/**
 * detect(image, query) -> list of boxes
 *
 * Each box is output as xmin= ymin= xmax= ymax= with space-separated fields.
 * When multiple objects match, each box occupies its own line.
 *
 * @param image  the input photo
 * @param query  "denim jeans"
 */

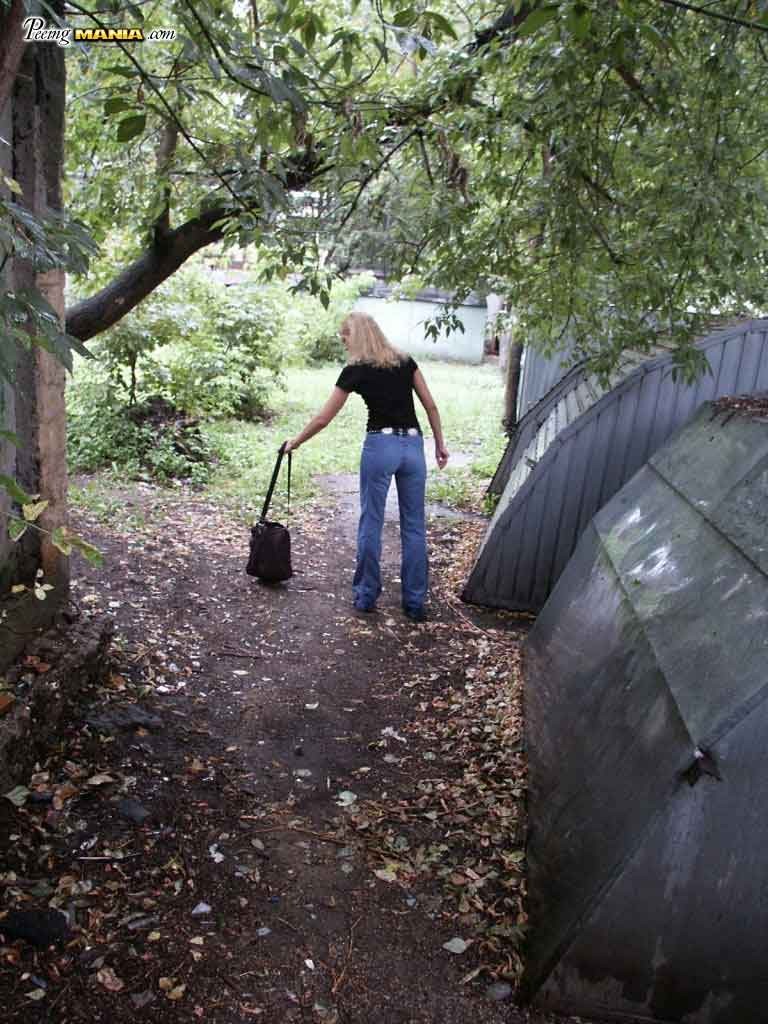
xmin=353 ymin=433 xmax=428 ymax=611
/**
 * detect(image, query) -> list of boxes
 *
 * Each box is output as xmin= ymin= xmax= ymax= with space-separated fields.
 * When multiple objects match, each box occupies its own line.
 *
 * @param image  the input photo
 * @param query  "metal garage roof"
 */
xmin=523 ymin=400 xmax=768 ymax=1023
xmin=464 ymin=319 xmax=768 ymax=612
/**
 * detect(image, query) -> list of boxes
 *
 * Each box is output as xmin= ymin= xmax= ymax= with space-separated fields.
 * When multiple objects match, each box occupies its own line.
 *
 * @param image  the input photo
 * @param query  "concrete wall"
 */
xmin=353 ymin=295 xmax=487 ymax=364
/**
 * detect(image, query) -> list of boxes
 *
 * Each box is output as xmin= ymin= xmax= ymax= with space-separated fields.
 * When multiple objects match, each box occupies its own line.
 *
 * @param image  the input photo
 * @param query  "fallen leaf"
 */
xmin=443 ymin=937 xmax=471 ymax=955
xmin=97 ymin=966 xmax=125 ymax=992
xmin=4 ymin=785 xmax=29 ymax=807
xmin=86 ymin=774 xmax=115 ymax=787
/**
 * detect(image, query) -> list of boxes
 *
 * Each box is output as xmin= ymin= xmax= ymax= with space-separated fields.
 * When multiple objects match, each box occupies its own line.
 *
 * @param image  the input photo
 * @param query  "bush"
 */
xmin=278 ymin=273 xmax=375 ymax=365
xmin=84 ymin=263 xmax=286 ymax=420
xmin=67 ymin=369 xmax=215 ymax=485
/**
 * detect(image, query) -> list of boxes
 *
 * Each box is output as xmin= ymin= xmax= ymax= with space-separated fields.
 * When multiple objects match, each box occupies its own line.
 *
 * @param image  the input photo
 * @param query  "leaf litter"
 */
xmin=0 ymin=481 xmax=588 ymax=1024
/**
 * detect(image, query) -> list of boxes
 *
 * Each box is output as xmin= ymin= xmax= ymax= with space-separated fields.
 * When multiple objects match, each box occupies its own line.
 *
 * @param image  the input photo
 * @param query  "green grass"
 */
xmin=204 ymin=361 xmax=507 ymax=519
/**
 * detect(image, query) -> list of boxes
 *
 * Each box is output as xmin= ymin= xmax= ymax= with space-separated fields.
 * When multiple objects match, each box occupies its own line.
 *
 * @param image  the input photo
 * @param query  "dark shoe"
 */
xmin=354 ymin=601 xmax=377 ymax=613
xmin=403 ymin=606 xmax=427 ymax=623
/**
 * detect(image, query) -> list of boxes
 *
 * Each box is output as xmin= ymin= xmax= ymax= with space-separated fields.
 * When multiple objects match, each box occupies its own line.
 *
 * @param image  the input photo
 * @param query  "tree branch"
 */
xmin=153 ymin=118 xmax=179 ymax=243
xmin=469 ymin=3 xmax=531 ymax=51
xmin=65 ymin=205 xmax=230 ymax=341
xmin=657 ymin=0 xmax=768 ymax=34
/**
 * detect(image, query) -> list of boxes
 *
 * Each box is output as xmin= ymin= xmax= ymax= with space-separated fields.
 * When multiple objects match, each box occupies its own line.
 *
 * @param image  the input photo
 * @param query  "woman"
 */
xmin=285 ymin=312 xmax=449 ymax=622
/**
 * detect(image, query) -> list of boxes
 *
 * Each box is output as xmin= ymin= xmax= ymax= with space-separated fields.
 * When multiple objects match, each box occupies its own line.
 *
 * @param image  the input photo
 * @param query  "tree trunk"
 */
xmin=0 ymin=0 xmax=26 ymax=115
xmin=9 ymin=6 xmax=68 ymax=586
xmin=503 ymin=340 xmax=523 ymax=433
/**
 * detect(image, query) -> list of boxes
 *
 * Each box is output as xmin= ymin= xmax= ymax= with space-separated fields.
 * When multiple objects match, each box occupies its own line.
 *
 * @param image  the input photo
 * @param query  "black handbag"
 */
xmin=247 ymin=443 xmax=293 ymax=582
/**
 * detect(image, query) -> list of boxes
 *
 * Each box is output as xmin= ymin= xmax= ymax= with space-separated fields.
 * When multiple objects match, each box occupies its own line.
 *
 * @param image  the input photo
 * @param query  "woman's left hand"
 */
xmin=283 ymin=438 xmax=300 ymax=453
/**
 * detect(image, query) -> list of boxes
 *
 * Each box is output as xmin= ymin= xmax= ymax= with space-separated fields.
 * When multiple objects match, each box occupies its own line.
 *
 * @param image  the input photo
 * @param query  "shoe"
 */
xmin=403 ymin=606 xmax=427 ymax=623
xmin=354 ymin=602 xmax=377 ymax=613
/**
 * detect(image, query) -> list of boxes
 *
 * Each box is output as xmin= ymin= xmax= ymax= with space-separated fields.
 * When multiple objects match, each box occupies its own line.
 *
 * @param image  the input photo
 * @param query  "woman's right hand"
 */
xmin=435 ymin=444 xmax=449 ymax=469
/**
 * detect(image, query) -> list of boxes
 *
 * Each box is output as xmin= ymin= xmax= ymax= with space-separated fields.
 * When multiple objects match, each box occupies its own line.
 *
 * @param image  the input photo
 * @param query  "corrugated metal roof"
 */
xmin=490 ymin=339 xmax=674 ymax=497
xmin=516 ymin=342 xmax=578 ymax=420
xmin=523 ymin=402 xmax=768 ymax=1023
xmin=464 ymin=319 xmax=768 ymax=612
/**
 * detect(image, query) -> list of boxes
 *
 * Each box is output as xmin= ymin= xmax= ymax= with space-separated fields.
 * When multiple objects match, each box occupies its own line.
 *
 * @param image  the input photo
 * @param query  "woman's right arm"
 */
xmin=285 ymin=387 xmax=349 ymax=451
xmin=413 ymin=369 xmax=449 ymax=469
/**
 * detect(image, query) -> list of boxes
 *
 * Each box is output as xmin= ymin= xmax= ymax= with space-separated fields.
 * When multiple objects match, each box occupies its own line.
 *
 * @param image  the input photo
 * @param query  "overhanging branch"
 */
xmin=65 ymin=205 xmax=230 ymax=341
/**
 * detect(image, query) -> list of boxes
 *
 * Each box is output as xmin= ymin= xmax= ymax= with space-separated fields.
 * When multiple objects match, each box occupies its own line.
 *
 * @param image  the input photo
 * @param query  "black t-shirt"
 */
xmin=336 ymin=357 xmax=421 ymax=432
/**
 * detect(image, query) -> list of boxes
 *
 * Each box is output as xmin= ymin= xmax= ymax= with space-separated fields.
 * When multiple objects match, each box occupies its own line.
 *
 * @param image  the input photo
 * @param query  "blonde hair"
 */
xmin=341 ymin=312 xmax=406 ymax=368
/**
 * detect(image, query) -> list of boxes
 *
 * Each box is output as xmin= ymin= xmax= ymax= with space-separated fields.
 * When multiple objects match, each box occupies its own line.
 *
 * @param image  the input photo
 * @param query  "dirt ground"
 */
xmin=0 ymin=471 xmax=593 ymax=1024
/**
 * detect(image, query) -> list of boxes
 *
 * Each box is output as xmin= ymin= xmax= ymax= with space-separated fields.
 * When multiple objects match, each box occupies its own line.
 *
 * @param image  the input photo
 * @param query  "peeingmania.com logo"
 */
xmin=23 ymin=16 xmax=176 ymax=46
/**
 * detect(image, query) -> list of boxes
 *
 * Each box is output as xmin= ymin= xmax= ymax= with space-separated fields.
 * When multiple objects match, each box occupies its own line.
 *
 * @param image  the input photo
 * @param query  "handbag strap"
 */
xmin=260 ymin=442 xmax=292 ymax=522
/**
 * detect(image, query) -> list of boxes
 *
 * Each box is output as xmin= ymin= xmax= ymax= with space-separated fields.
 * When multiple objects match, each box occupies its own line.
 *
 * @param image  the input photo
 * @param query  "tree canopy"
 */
xmin=5 ymin=0 xmax=768 ymax=378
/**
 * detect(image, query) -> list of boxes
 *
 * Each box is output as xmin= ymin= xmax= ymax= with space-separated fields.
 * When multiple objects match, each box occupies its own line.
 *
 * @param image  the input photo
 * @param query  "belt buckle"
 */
xmin=381 ymin=427 xmax=393 ymax=435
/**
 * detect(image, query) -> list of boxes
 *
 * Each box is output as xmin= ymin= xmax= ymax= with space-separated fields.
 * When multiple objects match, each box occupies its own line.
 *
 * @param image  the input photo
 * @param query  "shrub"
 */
xmin=67 ymin=368 xmax=215 ymax=485
xmin=278 ymin=273 xmax=375 ymax=365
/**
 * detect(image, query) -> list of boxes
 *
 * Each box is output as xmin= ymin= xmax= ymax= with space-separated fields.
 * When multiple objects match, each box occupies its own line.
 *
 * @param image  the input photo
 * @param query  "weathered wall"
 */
xmin=354 ymin=295 xmax=487 ymax=364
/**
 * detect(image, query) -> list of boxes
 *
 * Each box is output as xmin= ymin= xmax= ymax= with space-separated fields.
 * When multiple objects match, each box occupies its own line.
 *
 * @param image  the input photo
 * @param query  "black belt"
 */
xmin=366 ymin=427 xmax=421 ymax=436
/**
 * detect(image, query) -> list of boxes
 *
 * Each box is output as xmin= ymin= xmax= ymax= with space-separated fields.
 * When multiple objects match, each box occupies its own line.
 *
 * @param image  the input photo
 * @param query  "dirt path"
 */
xmin=0 ymin=475 xmax=579 ymax=1023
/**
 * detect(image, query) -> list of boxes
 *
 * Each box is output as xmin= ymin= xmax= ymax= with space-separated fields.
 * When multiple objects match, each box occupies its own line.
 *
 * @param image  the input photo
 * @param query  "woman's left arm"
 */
xmin=284 ymin=387 xmax=349 ymax=452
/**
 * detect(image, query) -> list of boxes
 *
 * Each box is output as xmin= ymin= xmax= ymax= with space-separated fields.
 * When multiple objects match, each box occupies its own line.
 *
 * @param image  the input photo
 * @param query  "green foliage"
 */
xmin=0 ymin=184 xmax=99 ymax=385
xmin=279 ymin=273 xmax=375 ymax=365
xmin=67 ymin=368 xmax=215 ymax=485
xmin=85 ymin=261 xmax=286 ymax=419
xmin=36 ymin=0 xmax=768 ymax=398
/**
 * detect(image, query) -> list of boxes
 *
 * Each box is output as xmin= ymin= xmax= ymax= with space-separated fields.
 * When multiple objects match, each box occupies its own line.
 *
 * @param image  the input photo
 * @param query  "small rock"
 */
xmin=117 ymin=798 xmax=151 ymax=825
xmin=191 ymin=902 xmax=212 ymax=916
xmin=256 ymin=927 xmax=271 ymax=937
xmin=485 ymin=982 xmax=512 ymax=1002
xmin=0 ymin=909 xmax=70 ymax=947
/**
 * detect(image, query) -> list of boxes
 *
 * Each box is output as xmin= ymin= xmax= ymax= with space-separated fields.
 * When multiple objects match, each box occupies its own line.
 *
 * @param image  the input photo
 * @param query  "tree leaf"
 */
xmin=425 ymin=11 xmax=458 ymax=40
xmin=69 ymin=534 xmax=104 ymax=567
xmin=442 ymin=936 xmax=470 ymax=954
xmin=8 ymin=518 xmax=27 ymax=541
xmin=1 ymin=174 xmax=23 ymax=195
xmin=22 ymin=499 xmax=49 ymax=522
xmin=566 ymin=4 xmax=592 ymax=40
xmin=103 ymin=96 xmax=135 ymax=116
xmin=0 ymin=474 xmax=33 ymax=504
xmin=51 ymin=525 xmax=73 ymax=555
xmin=4 ymin=785 xmax=30 ymax=807
xmin=392 ymin=8 xmax=418 ymax=27
xmin=517 ymin=5 xmax=559 ymax=37
xmin=116 ymin=114 xmax=147 ymax=142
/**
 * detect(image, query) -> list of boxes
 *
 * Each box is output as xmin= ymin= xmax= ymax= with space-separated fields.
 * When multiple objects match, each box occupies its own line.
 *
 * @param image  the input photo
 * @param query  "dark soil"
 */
xmin=0 ymin=475 xmax=591 ymax=1024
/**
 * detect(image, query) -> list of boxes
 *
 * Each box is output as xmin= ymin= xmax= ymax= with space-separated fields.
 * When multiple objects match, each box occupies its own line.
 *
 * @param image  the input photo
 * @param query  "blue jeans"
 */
xmin=353 ymin=433 xmax=428 ymax=611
